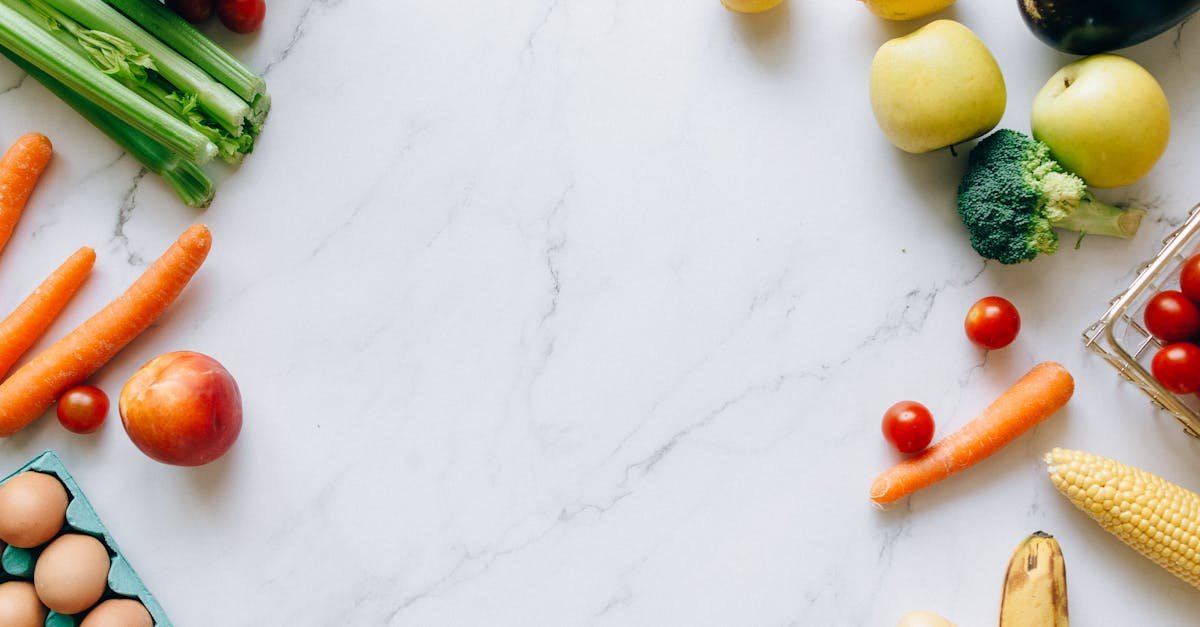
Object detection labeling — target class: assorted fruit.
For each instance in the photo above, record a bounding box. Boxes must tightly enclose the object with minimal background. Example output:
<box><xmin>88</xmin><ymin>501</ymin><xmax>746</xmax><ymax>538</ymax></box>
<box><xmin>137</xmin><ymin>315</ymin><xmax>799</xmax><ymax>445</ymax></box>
<box><xmin>1031</xmin><ymin>54</ymin><xmax>1171</xmax><ymax>189</ymax></box>
<box><xmin>120</xmin><ymin>351</ymin><xmax>242</xmax><ymax>467</ymax></box>
<box><xmin>868</xmin><ymin>20</ymin><xmax>1005</xmax><ymax>154</ymax></box>
<box><xmin>998</xmin><ymin>532</ymin><xmax>1069</xmax><ymax>627</ymax></box>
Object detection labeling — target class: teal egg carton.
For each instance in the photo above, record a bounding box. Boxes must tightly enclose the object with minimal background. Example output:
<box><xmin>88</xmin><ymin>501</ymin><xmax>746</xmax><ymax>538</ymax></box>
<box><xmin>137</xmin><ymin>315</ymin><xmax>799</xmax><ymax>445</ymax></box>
<box><xmin>1</xmin><ymin>451</ymin><xmax>170</xmax><ymax>626</ymax></box>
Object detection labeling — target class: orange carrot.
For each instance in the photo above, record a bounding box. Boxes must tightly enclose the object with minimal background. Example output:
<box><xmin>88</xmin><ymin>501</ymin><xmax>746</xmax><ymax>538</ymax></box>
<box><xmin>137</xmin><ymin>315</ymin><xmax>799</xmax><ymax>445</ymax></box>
<box><xmin>0</xmin><ymin>224</ymin><xmax>211</xmax><ymax>436</ymax></box>
<box><xmin>0</xmin><ymin>134</ymin><xmax>53</xmax><ymax>257</ymax></box>
<box><xmin>0</xmin><ymin>246</ymin><xmax>95</xmax><ymax>379</ymax></box>
<box><xmin>870</xmin><ymin>362</ymin><xmax>1074</xmax><ymax>505</ymax></box>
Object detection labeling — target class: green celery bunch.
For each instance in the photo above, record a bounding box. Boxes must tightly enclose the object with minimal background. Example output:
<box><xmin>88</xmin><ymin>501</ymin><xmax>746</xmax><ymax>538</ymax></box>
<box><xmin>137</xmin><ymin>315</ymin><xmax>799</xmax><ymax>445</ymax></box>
<box><xmin>0</xmin><ymin>0</ymin><xmax>269</xmax><ymax>205</ymax></box>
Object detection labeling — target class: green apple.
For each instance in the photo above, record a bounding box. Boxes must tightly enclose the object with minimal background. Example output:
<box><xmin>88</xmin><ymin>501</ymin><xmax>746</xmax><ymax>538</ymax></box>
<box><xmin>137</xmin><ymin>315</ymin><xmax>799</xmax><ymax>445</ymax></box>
<box><xmin>869</xmin><ymin>20</ymin><xmax>1006</xmax><ymax>154</ymax></box>
<box><xmin>1032</xmin><ymin>54</ymin><xmax>1170</xmax><ymax>188</ymax></box>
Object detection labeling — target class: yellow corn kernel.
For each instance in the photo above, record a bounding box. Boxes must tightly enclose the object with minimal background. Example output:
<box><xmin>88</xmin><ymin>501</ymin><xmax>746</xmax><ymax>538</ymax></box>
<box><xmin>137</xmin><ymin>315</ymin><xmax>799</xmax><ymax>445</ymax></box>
<box><xmin>1046</xmin><ymin>448</ymin><xmax>1200</xmax><ymax>589</ymax></box>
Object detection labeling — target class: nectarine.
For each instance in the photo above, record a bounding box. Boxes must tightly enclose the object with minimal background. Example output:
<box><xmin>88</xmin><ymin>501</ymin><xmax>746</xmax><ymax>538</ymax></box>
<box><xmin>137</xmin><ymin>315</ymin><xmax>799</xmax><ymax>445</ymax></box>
<box><xmin>119</xmin><ymin>351</ymin><xmax>241</xmax><ymax>466</ymax></box>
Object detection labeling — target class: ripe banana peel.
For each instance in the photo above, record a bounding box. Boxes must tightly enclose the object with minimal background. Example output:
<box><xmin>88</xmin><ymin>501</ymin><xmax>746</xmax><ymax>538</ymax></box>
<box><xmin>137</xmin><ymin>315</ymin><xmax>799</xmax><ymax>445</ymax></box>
<box><xmin>999</xmin><ymin>531</ymin><xmax>1068</xmax><ymax>626</ymax></box>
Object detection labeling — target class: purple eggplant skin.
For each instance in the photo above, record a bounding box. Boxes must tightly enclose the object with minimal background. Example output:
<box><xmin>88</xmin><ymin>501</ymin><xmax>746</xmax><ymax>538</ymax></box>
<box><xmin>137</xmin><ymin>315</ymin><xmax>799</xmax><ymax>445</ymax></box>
<box><xmin>1018</xmin><ymin>0</ymin><xmax>1200</xmax><ymax>54</ymax></box>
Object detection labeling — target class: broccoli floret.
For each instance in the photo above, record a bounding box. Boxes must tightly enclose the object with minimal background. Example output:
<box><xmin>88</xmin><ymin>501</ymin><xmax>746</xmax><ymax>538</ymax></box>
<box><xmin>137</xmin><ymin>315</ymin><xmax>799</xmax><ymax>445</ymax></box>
<box><xmin>956</xmin><ymin>129</ymin><xmax>1144</xmax><ymax>264</ymax></box>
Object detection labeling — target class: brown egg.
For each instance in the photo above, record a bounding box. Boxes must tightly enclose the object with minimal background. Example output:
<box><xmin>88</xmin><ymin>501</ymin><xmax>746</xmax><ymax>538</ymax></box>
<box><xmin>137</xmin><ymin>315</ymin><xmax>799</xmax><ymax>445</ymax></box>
<box><xmin>33</xmin><ymin>533</ymin><xmax>110</xmax><ymax>614</ymax></box>
<box><xmin>0</xmin><ymin>471</ymin><xmax>68</xmax><ymax>547</ymax></box>
<box><xmin>80</xmin><ymin>598</ymin><xmax>153</xmax><ymax>627</ymax></box>
<box><xmin>0</xmin><ymin>581</ymin><xmax>47</xmax><ymax>627</ymax></box>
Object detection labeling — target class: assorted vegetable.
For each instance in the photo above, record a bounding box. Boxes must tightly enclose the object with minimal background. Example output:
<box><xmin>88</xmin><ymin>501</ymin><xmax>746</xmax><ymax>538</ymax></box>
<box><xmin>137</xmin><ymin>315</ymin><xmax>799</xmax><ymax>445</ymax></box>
<box><xmin>1046</xmin><ymin>448</ymin><xmax>1200</xmax><ymax>589</ymax></box>
<box><xmin>881</xmin><ymin>400</ymin><xmax>934</xmax><ymax>454</ymax></box>
<box><xmin>0</xmin><ymin>133</ymin><xmax>52</xmax><ymax>255</ymax></box>
<box><xmin>0</xmin><ymin>224</ymin><xmax>211</xmax><ymax>437</ymax></box>
<box><xmin>0</xmin><ymin>247</ymin><xmax>95</xmax><ymax>378</ymax></box>
<box><xmin>1143</xmin><ymin>290</ymin><xmax>1200</xmax><ymax>342</ymax></box>
<box><xmin>1151</xmin><ymin>342</ymin><xmax>1200</xmax><ymax>394</ymax></box>
<box><xmin>964</xmin><ymin>296</ymin><xmax>1020</xmax><ymax>350</ymax></box>
<box><xmin>166</xmin><ymin>0</ymin><xmax>209</xmax><ymax>22</ymax></box>
<box><xmin>870</xmin><ymin>362</ymin><xmax>1074</xmax><ymax>505</ymax></box>
<box><xmin>56</xmin><ymin>385</ymin><xmax>108</xmax><ymax>434</ymax></box>
<box><xmin>1181</xmin><ymin>254</ymin><xmax>1200</xmax><ymax>303</ymax></box>
<box><xmin>956</xmin><ymin>130</ymin><xmax>1143</xmax><ymax>264</ymax></box>
<box><xmin>214</xmin><ymin>0</ymin><xmax>265</xmax><ymax>34</ymax></box>
<box><xmin>1135</xmin><ymin>257</ymin><xmax>1200</xmax><ymax>395</ymax></box>
<box><xmin>1018</xmin><ymin>0</ymin><xmax>1200</xmax><ymax>55</ymax></box>
<box><xmin>0</xmin><ymin>0</ymin><xmax>269</xmax><ymax>205</ymax></box>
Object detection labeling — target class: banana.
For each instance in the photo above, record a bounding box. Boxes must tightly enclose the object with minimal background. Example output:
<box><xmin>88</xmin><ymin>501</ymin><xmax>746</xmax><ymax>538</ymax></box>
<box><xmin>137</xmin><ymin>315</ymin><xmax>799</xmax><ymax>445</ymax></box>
<box><xmin>999</xmin><ymin>531</ymin><xmax>1069</xmax><ymax>627</ymax></box>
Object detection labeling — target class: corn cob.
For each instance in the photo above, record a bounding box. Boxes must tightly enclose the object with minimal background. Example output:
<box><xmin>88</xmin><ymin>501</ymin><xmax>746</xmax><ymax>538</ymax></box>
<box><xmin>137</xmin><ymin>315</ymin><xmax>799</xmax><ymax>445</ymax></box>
<box><xmin>1045</xmin><ymin>448</ymin><xmax>1200</xmax><ymax>589</ymax></box>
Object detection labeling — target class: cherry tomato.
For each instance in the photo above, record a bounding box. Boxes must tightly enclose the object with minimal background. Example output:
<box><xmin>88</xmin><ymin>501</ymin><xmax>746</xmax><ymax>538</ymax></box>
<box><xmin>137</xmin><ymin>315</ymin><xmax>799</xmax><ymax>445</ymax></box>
<box><xmin>964</xmin><ymin>296</ymin><xmax>1020</xmax><ymax>350</ymax></box>
<box><xmin>1152</xmin><ymin>343</ymin><xmax>1200</xmax><ymax>394</ymax></box>
<box><xmin>56</xmin><ymin>386</ymin><xmax>109</xmax><ymax>434</ymax></box>
<box><xmin>216</xmin><ymin>0</ymin><xmax>265</xmax><ymax>33</ymax></box>
<box><xmin>1143</xmin><ymin>290</ymin><xmax>1200</xmax><ymax>342</ymax></box>
<box><xmin>1180</xmin><ymin>254</ymin><xmax>1200</xmax><ymax>306</ymax></box>
<box><xmin>166</xmin><ymin>0</ymin><xmax>213</xmax><ymax>23</ymax></box>
<box><xmin>881</xmin><ymin>401</ymin><xmax>935</xmax><ymax>454</ymax></box>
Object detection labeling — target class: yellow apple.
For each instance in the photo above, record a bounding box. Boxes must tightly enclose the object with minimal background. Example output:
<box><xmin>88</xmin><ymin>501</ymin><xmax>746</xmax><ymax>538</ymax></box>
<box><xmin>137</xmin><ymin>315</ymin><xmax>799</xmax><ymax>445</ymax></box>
<box><xmin>721</xmin><ymin>0</ymin><xmax>783</xmax><ymax>13</ymax></box>
<box><xmin>1031</xmin><ymin>54</ymin><xmax>1170</xmax><ymax>188</ymax></box>
<box><xmin>869</xmin><ymin>20</ymin><xmax>1006</xmax><ymax>154</ymax></box>
<box><xmin>861</xmin><ymin>0</ymin><xmax>954</xmax><ymax>20</ymax></box>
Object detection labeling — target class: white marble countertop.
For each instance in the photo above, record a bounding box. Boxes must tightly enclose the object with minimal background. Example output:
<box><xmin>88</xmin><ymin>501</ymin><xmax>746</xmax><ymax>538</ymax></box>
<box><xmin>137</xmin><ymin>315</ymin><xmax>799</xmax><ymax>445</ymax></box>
<box><xmin>1</xmin><ymin>0</ymin><xmax>1199</xmax><ymax>624</ymax></box>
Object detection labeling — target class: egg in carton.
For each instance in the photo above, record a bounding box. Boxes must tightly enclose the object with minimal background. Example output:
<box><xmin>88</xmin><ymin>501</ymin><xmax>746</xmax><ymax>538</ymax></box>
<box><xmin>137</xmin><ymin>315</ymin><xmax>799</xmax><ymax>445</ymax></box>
<box><xmin>0</xmin><ymin>450</ymin><xmax>170</xmax><ymax>626</ymax></box>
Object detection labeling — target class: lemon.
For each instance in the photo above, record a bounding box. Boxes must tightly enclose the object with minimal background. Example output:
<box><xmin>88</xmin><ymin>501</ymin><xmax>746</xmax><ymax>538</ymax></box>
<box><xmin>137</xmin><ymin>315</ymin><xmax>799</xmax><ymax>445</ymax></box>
<box><xmin>721</xmin><ymin>0</ymin><xmax>784</xmax><ymax>14</ymax></box>
<box><xmin>861</xmin><ymin>0</ymin><xmax>954</xmax><ymax>20</ymax></box>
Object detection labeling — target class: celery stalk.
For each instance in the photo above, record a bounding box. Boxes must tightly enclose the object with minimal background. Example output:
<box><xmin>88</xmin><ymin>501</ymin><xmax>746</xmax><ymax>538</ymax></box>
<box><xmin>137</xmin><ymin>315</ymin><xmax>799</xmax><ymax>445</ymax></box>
<box><xmin>0</xmin><ymin>0</ymin><xmax>215</xmax><ymax>162</ymax></box>
<box><xmin>13</xmin><ymin>0</ymin><xmax>251</xmax><ymax>162</ymax></box>
<box><xmin>40</xmin><ymin>0</ymin><xmax>252</xmax><ymax>136</ymax></box>
<box><xmin>102</xmin><ymin>0</ymin><xmax>265</xmax><ymax>103</ymax></box>
<box><xmin>0</xmin><ymin>47</ymin><xmax>215</xmax><ymax>207</ymax></box>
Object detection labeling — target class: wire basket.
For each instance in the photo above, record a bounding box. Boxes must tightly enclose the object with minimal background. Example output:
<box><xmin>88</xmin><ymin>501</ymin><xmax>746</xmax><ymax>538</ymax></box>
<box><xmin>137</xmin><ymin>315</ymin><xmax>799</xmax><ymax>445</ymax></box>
<box><xmin>1083</xmin><ymin>203</ymin><xmax>1200</xmax><ymax>439</ymax></box>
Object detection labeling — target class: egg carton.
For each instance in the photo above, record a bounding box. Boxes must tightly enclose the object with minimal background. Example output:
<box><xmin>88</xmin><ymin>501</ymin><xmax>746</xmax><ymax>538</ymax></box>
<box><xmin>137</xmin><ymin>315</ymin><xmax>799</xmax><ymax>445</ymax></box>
<box><xmin>0</xmin><ymin>451</ymin><xmax>170</xmax><ymax>626</ymax></box>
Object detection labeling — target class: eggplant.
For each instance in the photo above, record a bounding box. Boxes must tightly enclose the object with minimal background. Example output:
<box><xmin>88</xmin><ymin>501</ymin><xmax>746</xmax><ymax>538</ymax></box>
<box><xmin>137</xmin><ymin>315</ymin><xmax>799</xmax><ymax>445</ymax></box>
<box><xmin>1018</xmin><ymin>0</ymin><xmax>1200</xmax><ymax>54</ymax></box>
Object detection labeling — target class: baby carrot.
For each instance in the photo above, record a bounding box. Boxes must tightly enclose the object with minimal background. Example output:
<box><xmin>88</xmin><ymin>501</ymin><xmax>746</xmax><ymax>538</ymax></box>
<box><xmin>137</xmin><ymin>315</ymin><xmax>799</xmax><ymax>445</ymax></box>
<box><xmin>0</xmin><ymin>224</ymin><xmax>211</xmax><ymax>437</ymax></box>
<box><xmin>0</xmin><ymin>247</ymin><xmax>95</xmax><ymax>379</ymax></box>
<box><xmin>870</xmin><ymin>362</ymin><xmax>1074</xmax><ymax>505</ymax></box>
<box><xmin>0</xmin><ymin>133</ymin><xmax>53</xmax><ymax>257</ymax></box>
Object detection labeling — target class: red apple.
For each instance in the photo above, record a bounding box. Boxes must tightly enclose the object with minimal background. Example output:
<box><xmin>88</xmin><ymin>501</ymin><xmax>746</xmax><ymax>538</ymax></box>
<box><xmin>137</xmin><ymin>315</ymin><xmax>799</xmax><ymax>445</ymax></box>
<box><xmin>119</xmin><ymin>351</ymin><xmax>242</xmax><ymax>466</ymax></box>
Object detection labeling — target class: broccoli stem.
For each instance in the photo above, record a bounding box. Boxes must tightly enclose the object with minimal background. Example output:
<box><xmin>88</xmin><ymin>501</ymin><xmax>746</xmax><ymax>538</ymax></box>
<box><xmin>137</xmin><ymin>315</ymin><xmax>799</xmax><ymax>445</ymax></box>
<box><xmin>1050</xmin><ymin>196</ymin><xmax>1144</xmax><ymax>239</ymax></box>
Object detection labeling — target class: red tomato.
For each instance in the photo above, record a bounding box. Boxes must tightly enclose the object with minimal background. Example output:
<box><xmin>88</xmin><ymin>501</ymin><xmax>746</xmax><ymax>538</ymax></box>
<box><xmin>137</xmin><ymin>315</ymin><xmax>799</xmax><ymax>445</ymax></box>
<box><xmin>1152</xmin><ymin>343</ymin><xmax>1200</xmax><ymax>394</ymax></box>
<box><xmin>56</xmin><ymin>386</ymin><xmax>109</xmax><ymax>434</ymax></box>
<box><xmin>964</xmin><ymin>296</ymin><xmax>1020</xmax><ymax>350</ymax></box>
<box><xmin>881</xmin><ymin>401</ymin><xmax>935</xmax><ymax>454</ymax></box>
<box><xmin>216</xmin><ymin>0</ymin><xmax>265</xmax><ymax>33</ymax></box>
<box><xmin>1180</xmin><ymin>254</ymin><xmax>1200</xmax><ymax>305</ymax></box>
<box><xmin>1143</xmin><ymin>290</ymin><xmax>1200</xmax><ymax>342</ymax></box>
<box><xmin>166</xmin><ymin>0</ymin><xmax>212</xmax><ymax>23</ymax></box>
